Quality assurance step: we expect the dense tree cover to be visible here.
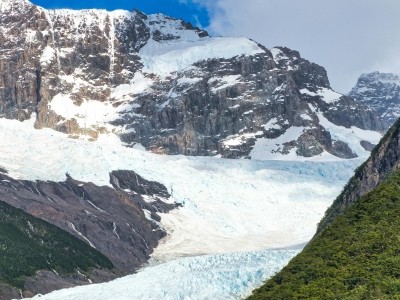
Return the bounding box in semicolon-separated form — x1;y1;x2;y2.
248;170;400;299
0;200;113;288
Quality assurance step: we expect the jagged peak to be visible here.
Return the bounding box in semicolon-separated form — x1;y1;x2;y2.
14;1;208;42
357;71;400;84
144;12;208;41
0;0;33;12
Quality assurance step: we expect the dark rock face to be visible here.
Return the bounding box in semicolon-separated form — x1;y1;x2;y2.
0;0;384;159
349;71;399;129
318;118;400;231
0;171;175;273
110;170;178;216
360;140;375;151
110;170;170;200
119;47;384;159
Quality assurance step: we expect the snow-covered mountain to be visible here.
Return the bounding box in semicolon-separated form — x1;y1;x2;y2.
0;0;391;299
0;0;383;160
349;71;400;128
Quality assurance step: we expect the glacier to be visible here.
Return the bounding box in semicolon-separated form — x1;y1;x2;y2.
30;249;301;300
0;116;368;299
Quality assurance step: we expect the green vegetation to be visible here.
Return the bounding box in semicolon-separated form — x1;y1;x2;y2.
0;200;113;288
248;170;400;300
318;117;400;233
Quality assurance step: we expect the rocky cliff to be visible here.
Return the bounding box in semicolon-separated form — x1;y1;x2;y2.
0;169;176;273
0;0;384;159
0;167;177;298
349;71;400;129
318;117;400;231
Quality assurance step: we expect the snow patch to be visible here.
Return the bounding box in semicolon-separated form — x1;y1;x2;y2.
67;222;96;249
250;127;307;161
111;73;154;99
300;113;313;121
262;118;281;130
317;111;382;156
146;13;202;42
40;46;55;67
49;94;115;128
48;94;137;132
318;88;343;103
271;48;289;63
301;88;343;103
222;131;262;147
139;37;263;77
209;74;241;92
177;77;202;86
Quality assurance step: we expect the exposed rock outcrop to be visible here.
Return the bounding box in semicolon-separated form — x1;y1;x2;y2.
0;0;385;159
0;171;176;273
349;71;400;129
318;118;400;231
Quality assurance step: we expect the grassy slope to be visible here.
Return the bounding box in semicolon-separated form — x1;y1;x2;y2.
0;200;113;289
248;170;400;300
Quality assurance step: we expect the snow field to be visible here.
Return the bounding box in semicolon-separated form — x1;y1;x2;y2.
139;37;263;77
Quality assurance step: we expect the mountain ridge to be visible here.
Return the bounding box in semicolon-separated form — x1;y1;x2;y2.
0;0;384;160
349;71;400;129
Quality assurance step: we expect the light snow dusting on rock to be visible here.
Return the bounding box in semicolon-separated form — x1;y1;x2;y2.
349;71;400;128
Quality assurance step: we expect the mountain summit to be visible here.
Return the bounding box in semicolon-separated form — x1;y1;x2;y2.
349;71;400;129
0;0;384;159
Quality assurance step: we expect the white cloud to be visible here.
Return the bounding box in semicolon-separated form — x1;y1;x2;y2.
193;0;400;93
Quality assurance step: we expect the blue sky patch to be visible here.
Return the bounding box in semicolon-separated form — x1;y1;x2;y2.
30;0;210;29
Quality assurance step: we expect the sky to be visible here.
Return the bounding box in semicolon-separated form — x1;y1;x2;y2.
31;0;400;93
